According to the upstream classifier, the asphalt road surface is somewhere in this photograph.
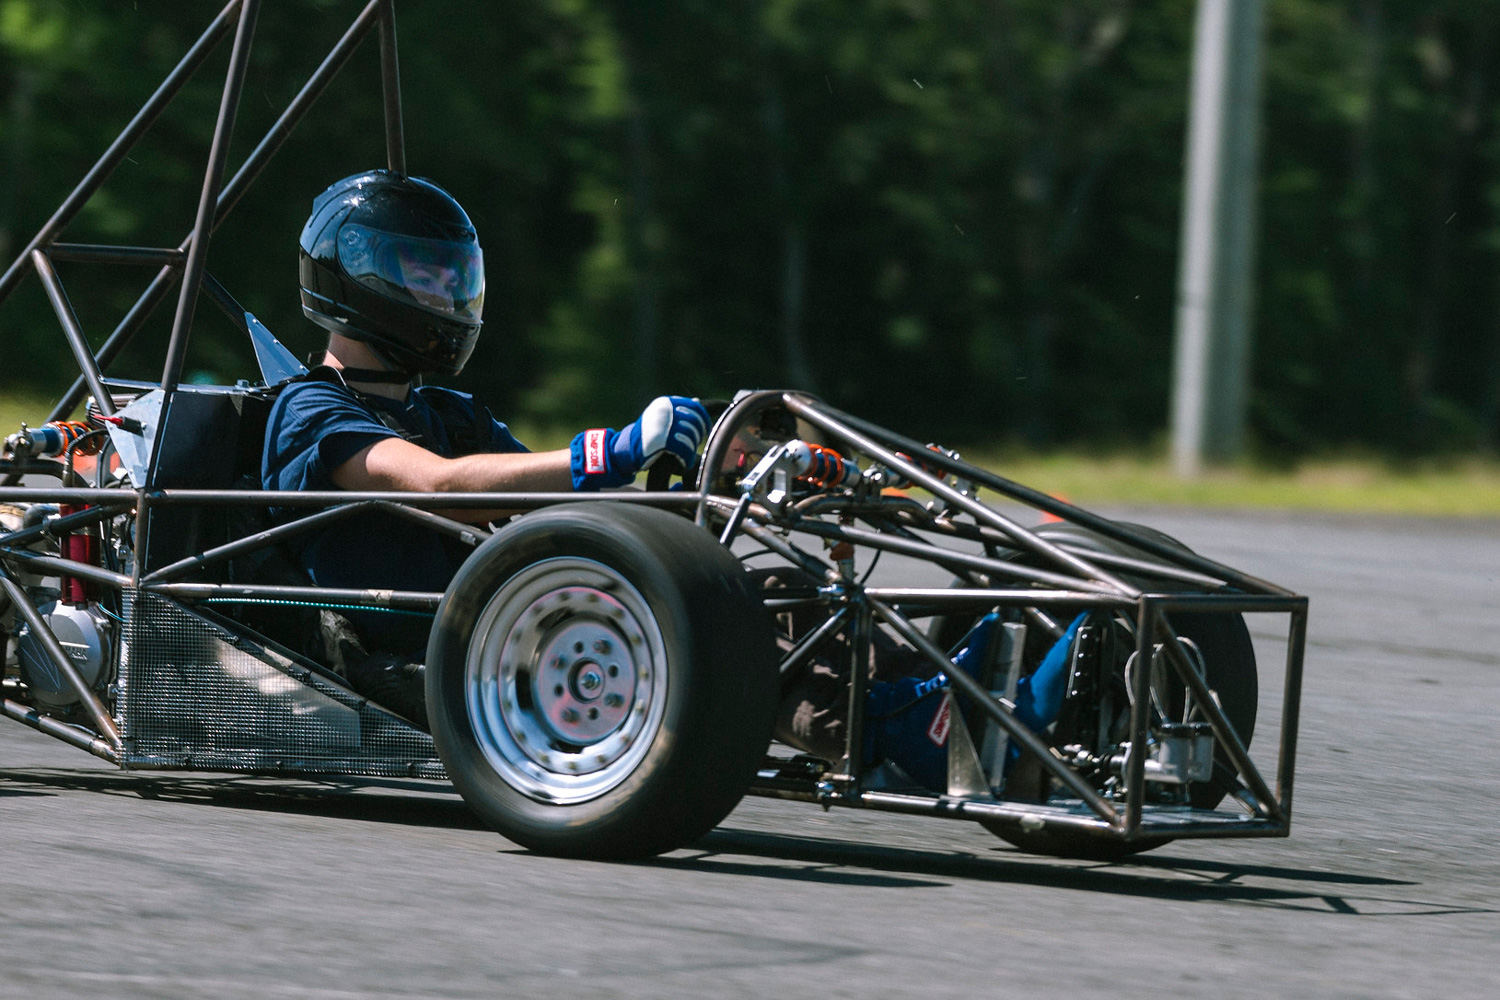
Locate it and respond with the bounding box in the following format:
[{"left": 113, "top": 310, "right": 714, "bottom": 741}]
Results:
[{"left": 3, "top": 506, "right": 1498, "bottom": 998}]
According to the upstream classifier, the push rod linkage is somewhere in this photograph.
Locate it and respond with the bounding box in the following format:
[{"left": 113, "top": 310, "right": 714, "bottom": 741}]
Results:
[
  {"left": 0, "top": 570, "right": 122, "bottom": 750},
  {"left": 734, "top": 519, "right": 835, "bottom": 581},
  {"left": 718, "top": 493, "right": 754, "bottom": 546}
]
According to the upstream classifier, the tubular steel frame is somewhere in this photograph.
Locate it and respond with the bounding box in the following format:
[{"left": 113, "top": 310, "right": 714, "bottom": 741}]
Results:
[
  {"left": 699, "top": 391, "right": 1306, "bottom": 844},
  {"left": 0, "top": 2, "right": 1306, "bottom": 849}
]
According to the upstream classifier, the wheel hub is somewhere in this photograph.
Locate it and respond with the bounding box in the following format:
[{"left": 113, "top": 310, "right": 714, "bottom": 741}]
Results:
[
  {"left": 533, "top": 617, "right": 637, "bottom": 743},
  {"left": 465, "top": 558, "right": 669, "bottom": 804}
]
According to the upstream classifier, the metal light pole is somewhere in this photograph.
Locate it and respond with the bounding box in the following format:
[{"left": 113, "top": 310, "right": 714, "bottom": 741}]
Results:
[{"left": 1170, "top": 0, "right": 1266, "bottom": 477}]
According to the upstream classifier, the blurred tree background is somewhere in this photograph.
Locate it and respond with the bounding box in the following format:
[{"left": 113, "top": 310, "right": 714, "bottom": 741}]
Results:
[{"left": 2, "top": 0, "right": 1499, "bottom": 458}]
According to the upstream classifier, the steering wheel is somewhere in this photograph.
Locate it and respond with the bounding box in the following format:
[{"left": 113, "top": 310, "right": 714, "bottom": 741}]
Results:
[
  {"left": 644, "top": 452, "right": 693, "bottom": 493},
  {"left": 644, "top": 398, "right": 730, "bottom": 492}
]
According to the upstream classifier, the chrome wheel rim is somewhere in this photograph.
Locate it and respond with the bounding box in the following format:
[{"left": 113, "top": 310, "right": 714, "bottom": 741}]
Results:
[{"left": 465, "top": 557, "right": 668, "bottom": 803}]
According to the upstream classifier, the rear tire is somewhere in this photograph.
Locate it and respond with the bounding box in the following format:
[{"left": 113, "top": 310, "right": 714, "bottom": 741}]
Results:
[{"left": 426, "top": 504, "right": 779, "bottom": 859}]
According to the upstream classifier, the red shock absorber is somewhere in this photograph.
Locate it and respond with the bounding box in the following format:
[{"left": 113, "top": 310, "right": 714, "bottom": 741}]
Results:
[{"left": 58, "top": 504, "right": 100, "bottom": 606}]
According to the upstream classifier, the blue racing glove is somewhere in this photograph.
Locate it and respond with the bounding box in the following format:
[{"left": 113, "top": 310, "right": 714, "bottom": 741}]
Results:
[{"left": 571, "top": 395, "right": 710, "bottom": 491}]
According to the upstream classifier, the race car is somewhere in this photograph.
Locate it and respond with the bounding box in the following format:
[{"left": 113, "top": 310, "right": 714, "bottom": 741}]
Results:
[{"left": 0, "top": 0, "right": 1307, "bottom": 862}]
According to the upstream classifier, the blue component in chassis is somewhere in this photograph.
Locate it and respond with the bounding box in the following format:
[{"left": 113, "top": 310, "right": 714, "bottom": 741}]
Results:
[
  {"left": 866, "top": 612, "right": 1086, "bottom": 793},
  {"left": 1013, "top": 613, "right": 1088, "bottom": 733},
  {"left": 863, "top": 612, "right": 1000, "bottom": 791}
]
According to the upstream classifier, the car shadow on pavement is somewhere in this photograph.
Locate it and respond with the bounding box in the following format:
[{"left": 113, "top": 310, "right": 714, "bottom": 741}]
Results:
[
  {"left": 693, "top": 828, "right": 1491, "bottom": 916},
  {"left": 0, "top": 766, "right": 488, "bottom": 830},
  {"left": 632, "top": 850, "right": 948, "bottom": 889},
  {"left": 5, "top": 766, "right": 1491, "bottom": 917}
]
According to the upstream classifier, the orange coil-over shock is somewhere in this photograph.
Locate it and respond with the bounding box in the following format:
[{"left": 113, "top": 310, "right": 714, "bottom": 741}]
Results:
[
  {"left": 785, "top": 441, "right": 860, "bottom": 488},
  {"left": 34, "top": 420, "right": 105, "bottom": 458}
]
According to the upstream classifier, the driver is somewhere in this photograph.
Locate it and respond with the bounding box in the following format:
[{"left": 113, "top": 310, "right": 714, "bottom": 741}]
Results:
[{"left": 262, "top": 169, "right": 708, "bottom": 721}]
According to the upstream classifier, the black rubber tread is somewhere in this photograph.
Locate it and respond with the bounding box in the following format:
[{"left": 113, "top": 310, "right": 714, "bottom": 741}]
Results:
[{"left": 426, "top": 503, "right": 779, "bottom": 860}]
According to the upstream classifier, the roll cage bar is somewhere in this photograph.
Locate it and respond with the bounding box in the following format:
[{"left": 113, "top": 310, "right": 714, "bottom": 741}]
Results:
[{"left": 0, "top": 0, "right": 1307, "bottom": 849}]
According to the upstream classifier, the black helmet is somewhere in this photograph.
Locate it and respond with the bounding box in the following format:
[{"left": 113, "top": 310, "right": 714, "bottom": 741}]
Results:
[{"left": 298, "top": 170, "right": 484, "bottom": 376}]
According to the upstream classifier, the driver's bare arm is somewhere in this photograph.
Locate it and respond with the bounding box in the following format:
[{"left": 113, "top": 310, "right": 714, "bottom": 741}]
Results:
[{"left": 332, "top": 436, "right": 575, "bottom": 522}]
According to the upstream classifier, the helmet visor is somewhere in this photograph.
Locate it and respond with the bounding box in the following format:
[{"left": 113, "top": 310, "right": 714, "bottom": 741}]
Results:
[{"left": 338, "top": 223, "right": 485, "bottom": 322}]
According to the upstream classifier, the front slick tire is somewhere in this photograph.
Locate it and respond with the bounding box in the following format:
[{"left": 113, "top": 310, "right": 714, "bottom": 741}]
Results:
[{"left": 427, "top": 504, "right": 778, "bottom": 860}]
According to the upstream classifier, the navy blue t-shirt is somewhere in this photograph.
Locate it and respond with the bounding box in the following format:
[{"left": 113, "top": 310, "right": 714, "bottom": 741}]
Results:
[{"left": 261, "top": 377, "right": 528, "bottom": 650}]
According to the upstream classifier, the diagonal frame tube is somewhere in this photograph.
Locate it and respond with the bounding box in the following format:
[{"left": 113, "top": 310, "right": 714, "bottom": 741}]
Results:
[
  {"left": 2, "top": 699, "right": 120, "bottom": 763},
  {"left": 141, "top": 501, "right": 376, "bottom": 583},
  {"left": 786, "top": 516, "right": 1120, "bottom": 595},
  {"left": 370, "top": 500, "right": 492, "bottom": 545},
  {"left": 809, "top": 399, "right": 1292, "bottom": 597},
  {"left": 157, "top": 0, "right": 261, "bottom": 403},
  {"left": 0, "top": 0, "right": 241, "bottom": 305},
  {"left": 30, "top": 251, "right": 116, "bottom": 417},
  {"left": 0, "top": 569, "right": 122, "bottom": 749},
  {"left": 784, "top": 395, "right": 1140, "bottom": 597},
  {"left": 869, "top": 597, "right": 1120, "bottom": 824},
  {"left": 779, "top": 607, "right": 852, "bottom": 680},
  {"left": 1149, "top": 603, "right": 1283, "bottom": 821},
  {"left": 0, "top": 548, "right": 134, "bottom": 591},
  {"left": 140, "top": 499, "right": 491, "bottom": 586},
  {"left": 919, "top": 513, "right": 1229, "bottom": 590},
  {"left": 377, "top": 0, "right": 407, "bottom": 175},
  {"left": 47, "top": 0, "right": 384, "bottom": 423}
]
